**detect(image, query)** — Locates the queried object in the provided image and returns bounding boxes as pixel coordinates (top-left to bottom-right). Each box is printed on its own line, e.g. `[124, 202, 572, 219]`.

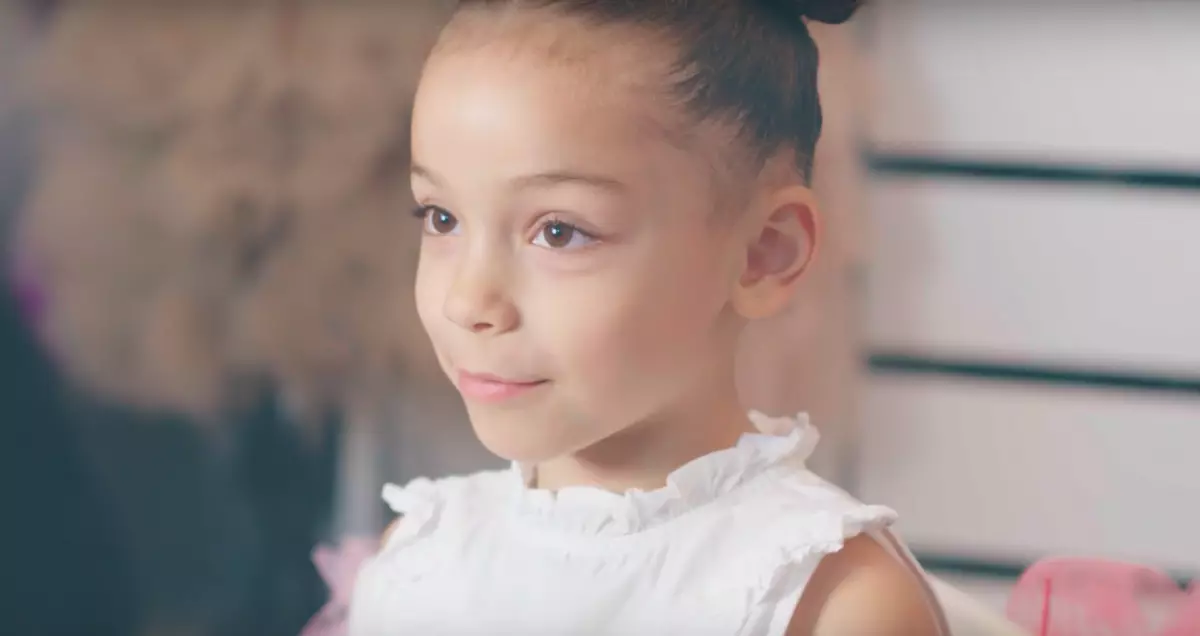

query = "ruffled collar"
[507, 411, 817, 537]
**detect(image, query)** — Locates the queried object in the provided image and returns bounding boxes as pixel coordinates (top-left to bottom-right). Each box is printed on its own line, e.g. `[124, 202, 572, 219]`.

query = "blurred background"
[1, 1, 1197, 634]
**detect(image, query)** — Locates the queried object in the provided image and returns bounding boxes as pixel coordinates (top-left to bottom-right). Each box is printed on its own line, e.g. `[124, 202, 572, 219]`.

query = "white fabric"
[348, 412, 917, 636]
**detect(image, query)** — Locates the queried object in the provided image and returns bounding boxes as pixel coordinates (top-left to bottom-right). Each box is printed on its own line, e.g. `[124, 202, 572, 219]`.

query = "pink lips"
[455, 371, 548, 403]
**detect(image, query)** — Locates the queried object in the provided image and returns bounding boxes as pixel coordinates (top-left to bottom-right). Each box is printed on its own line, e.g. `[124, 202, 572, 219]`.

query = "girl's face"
[410, 24, 751, 463]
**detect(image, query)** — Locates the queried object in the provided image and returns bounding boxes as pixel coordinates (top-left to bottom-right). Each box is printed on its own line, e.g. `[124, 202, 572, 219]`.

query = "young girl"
[350, 0, 948, 634]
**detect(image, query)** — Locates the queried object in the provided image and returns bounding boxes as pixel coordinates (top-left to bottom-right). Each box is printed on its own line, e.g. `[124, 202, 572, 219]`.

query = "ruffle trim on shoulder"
[736, 500, 898, 636]
[379, 469, 513, 550]
[379, 478, 441, 550]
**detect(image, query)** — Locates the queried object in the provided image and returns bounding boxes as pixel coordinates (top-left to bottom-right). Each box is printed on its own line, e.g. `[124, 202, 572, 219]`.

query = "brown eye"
[542, 221, 573, 248]
[415, 206, 460, 236]
[533, 219, 595, 250]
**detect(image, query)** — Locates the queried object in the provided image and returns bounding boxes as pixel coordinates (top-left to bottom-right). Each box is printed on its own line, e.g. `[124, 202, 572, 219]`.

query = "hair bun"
[759, 0, 862, 25]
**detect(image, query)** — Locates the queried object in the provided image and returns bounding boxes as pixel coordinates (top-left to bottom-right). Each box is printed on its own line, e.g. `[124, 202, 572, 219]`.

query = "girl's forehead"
[415, 13, 746, 207]
[429, 9, 691, 128]
[415, 49, 709, 172]
[429, 61, 742, 179]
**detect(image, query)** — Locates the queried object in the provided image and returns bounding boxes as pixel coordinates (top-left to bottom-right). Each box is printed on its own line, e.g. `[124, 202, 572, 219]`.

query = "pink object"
[1008, 558, 1200, 635]
[7, 254, 49, 329]
[299, 537, 377, 636]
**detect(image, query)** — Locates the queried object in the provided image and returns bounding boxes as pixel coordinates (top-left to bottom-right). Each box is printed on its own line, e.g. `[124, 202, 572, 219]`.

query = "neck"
[533, 371, 753, 493]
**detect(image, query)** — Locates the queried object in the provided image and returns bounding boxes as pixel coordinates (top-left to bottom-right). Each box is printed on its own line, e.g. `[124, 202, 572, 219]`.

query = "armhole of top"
[866, 528, 953, 636]
[769, 529, 952, 636]
[380, 516, 405, 551]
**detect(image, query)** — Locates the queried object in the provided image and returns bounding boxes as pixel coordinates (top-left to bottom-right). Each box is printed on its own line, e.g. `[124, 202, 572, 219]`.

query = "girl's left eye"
[531, 220, 597, 250]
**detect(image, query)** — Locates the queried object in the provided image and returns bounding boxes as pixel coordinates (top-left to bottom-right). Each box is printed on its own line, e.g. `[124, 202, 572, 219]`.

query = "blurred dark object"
[2, 5, 137, 631]
[2, 3, 340, 632]
[228, 404, 338, 636]
[21, 0, 60, 28]
[0, 280, 138, 635]
[71, 397, 336, 636]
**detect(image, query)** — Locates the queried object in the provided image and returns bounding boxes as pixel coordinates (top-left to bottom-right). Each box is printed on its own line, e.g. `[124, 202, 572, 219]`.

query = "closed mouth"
[455, 370, 549, 402]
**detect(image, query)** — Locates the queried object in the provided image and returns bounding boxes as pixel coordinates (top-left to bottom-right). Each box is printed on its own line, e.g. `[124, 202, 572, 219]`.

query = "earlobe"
[732, 188, 819, 320]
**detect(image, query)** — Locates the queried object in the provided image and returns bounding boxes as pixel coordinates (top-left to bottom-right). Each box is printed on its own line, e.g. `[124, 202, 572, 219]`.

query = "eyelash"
[411, 205, 598, 248]
[411, 204, 440, 220]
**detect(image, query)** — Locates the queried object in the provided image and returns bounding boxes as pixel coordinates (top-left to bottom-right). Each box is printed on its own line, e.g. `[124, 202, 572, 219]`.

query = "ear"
[731, 186, 819, 320]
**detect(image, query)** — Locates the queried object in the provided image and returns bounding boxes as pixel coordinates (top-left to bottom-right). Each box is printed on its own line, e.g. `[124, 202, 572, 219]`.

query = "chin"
[464, 405, 584, 465]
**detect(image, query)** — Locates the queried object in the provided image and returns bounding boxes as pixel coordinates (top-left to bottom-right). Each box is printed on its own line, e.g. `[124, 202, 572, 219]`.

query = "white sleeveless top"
[349, 413, 933, 636]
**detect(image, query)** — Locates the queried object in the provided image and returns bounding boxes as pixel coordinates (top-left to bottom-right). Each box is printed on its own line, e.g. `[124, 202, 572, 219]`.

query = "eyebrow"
[410, 162, 442, 185]
[510, 170, 627, 192]
[411, 162, 627, 193]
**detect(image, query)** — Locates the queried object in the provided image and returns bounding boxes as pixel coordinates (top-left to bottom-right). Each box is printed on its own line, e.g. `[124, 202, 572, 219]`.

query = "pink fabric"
[1008, 558, 1200, 636]
[299, 537, 376, 636]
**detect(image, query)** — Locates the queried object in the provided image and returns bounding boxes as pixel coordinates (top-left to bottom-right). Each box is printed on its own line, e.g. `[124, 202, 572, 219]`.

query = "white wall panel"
[866, 2, 1200, 167]
[859, 375, 1200, 568]
[865, 179, 1200, 375]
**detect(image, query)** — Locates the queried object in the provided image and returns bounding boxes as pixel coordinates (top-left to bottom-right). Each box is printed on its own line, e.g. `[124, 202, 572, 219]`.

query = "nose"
[442, 253, 519, 335]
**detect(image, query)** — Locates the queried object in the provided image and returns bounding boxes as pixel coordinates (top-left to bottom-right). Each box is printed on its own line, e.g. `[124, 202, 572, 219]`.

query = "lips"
[455, 370, 548, 403]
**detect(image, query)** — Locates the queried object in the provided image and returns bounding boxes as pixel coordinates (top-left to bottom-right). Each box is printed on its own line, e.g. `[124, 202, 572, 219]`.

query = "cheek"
[413, 250, 447, 340]
[534, 241, 730, 396]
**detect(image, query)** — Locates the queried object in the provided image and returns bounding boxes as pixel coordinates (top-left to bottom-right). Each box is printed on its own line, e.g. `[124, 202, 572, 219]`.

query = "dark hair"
[454, 0, 862, 183]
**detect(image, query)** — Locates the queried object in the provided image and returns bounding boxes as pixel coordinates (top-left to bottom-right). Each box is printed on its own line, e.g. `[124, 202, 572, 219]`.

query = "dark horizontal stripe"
[912, 551, 1028, 581]
[866, 152, 1200, 191]
[912, 550, 1194, 590]
[868, 351, 1200, 396]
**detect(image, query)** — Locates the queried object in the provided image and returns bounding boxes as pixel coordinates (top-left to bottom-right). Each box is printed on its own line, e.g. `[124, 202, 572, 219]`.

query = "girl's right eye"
[413, 205, 460, 236]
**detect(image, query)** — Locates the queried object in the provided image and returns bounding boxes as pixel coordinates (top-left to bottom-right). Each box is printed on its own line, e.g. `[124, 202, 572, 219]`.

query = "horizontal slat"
[864, 179, 1200, 375]
[858, 375, 1200, 568]
[866, 153, 1200, 192]
[913, 551, 1194, 591]
[868, 352, 1200, 397]
[865, 2, 1200, 167]
[915, 553, 1027, 582]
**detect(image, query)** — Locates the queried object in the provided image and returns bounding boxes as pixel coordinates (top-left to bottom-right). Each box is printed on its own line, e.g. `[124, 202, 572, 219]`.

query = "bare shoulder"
[787, 534, 940, 636]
